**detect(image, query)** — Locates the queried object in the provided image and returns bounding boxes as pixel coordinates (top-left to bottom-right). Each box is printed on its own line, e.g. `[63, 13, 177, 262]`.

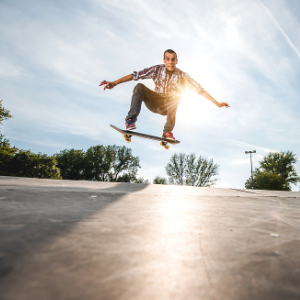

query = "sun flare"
[176, 90, 215, 127]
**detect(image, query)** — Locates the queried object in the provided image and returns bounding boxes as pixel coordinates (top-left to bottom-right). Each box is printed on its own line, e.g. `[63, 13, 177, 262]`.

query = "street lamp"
[245, 150, 256, 188]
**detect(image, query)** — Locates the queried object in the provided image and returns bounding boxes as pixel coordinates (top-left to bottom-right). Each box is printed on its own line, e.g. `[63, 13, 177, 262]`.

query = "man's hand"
[201, 91, 230, 108]
[99, 75, 133, 91]
[99, 80, 118, 90]
[217, 102, 230, 108]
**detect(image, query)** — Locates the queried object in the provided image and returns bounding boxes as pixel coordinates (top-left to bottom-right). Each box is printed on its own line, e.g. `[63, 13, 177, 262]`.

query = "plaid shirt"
[132, 64, 205, 97]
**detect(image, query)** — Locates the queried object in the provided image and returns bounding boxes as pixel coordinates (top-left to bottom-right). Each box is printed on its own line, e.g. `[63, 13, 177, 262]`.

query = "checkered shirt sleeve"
[132, 65, 160, 81]
[182, 72, 205, 95]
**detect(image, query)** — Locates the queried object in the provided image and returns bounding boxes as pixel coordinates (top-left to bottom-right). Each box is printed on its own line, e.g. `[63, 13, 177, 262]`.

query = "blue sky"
[1, 0, 300, 190]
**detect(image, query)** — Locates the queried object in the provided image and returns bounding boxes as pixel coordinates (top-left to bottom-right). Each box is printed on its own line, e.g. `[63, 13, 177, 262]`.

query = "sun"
[176, 90, 215, 127]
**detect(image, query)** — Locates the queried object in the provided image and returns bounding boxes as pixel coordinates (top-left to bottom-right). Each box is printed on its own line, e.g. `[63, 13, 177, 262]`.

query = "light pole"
[245, 150, 256, 188]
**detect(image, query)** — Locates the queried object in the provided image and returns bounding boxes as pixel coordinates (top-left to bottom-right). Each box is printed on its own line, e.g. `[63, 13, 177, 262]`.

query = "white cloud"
[228, 140, 276, 153]
[259, 1, 300, 60]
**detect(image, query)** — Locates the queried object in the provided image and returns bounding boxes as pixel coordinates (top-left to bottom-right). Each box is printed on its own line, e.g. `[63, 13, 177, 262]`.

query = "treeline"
[0, 141, 145, 182]
[0, 143, 61, 179]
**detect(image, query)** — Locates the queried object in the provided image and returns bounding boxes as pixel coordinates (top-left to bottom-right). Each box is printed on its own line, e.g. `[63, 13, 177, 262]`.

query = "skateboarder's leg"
[125, 83, 144, 121]
[163, 97, 180, 133]
[126, 83, 165, 121]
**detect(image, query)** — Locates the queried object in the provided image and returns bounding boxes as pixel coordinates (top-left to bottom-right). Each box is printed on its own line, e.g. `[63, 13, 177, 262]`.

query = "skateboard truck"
[123, 134, 170, 149]
[159, 141, 170, 150]
[123, 134, 132, 143]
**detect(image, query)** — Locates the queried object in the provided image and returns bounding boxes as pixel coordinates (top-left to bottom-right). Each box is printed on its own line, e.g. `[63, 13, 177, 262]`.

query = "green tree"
[0, 135, 18, 176]
[165, 153, 186, 185]
[153, 176, 167, 184]
[55, 149, 85, 180]
[116, 173, 134, 182]
[190, 154, 219, 187]
[134, 177, 150, 184]
[109, 145, 140, 182]
[0, 101, 17, 175]
[245, 151, 299, 191]
[0, 100, 12, 125]
[245, 170, 289, 190]
[166, 153, 219, 187]
[1, 149, 61, 179]
[0, 100, 14, 154]
[84, 145, 115, 181]
[260, 151, 299, 187]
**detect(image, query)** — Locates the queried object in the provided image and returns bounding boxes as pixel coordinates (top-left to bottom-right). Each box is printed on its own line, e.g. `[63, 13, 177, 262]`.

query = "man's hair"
[164, 49, 177, 59]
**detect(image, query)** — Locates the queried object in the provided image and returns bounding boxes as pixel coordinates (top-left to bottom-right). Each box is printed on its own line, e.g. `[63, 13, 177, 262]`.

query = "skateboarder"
[100, 49, 229, 141]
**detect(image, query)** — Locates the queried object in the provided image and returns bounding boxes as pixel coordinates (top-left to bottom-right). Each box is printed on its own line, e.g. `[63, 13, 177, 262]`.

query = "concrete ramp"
[1, 176, 300, 300]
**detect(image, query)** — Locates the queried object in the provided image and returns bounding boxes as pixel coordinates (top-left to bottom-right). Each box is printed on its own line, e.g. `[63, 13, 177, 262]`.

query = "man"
[100, 49, 229, 141]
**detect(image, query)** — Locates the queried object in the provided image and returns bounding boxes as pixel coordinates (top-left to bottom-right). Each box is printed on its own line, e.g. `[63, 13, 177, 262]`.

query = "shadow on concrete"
[0, 177, 148, 278]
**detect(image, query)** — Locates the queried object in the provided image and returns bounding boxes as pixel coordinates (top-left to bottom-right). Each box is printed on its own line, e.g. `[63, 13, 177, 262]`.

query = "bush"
[153, 176, 167, 184]
[245, 171, 289, 191]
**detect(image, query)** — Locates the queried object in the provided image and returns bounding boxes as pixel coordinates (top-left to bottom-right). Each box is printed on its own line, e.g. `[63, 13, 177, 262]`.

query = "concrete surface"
[1, 176, 300, 300]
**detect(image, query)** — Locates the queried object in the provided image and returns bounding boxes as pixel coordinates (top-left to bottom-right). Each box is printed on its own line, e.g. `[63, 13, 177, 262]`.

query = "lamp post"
[245, 150, 256, 188]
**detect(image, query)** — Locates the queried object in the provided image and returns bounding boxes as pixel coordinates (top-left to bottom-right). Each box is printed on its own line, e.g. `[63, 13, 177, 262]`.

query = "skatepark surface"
[1, 176, 300, 300]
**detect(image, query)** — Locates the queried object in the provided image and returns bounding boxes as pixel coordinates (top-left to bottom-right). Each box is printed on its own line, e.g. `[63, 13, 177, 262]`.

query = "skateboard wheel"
[123, 134, 127, 139]
[125, 137, 131, 143]
[164, 145, 169, 150]
[160, 142, 164, 147]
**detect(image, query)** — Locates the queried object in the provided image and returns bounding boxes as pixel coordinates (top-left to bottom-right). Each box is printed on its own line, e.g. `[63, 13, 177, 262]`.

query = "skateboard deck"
[110, 124, 180, 149]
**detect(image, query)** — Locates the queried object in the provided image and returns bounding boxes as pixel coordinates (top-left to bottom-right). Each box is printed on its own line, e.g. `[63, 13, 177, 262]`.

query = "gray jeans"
[125, 83, 181, 133]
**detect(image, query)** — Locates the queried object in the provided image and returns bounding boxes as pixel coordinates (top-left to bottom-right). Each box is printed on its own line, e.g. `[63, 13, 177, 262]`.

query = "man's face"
[163, 52, 178, 72]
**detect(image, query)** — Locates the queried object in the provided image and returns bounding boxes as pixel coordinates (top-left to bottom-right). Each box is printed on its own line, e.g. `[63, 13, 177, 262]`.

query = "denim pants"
[125, 83, 181, 133]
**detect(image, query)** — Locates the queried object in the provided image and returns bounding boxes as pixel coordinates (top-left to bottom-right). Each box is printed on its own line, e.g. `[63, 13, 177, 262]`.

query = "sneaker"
[163, 131, 175, 141]
[125, 119, 136, 130]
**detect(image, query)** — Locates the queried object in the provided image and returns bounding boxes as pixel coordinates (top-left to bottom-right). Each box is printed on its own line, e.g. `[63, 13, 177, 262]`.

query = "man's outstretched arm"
[201, 91, 230, 108]
[183, 72, 229, 108]
[99, 74, 133, 90]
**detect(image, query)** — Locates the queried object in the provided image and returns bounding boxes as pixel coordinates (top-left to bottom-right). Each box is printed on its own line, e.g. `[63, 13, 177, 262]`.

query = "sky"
[1, 0, 300, 190]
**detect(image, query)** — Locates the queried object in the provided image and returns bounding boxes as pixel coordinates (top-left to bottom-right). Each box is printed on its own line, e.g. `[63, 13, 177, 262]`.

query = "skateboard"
[110, 124, 180, 150]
